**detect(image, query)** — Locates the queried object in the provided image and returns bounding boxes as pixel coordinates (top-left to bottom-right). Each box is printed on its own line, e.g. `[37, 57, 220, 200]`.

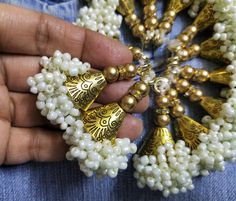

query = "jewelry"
[28, 0, 236, 197]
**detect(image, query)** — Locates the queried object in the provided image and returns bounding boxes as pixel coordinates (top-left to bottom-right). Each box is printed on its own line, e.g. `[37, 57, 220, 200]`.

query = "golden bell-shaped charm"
[192, 3, 215, 32]
[139, 127, 174, 156]
[200, 38, 230, 63]
[209, 68, 231, 85]
[176, 115, 208, 149]
[82, 103, 126, 142]
[65, 72, 107, 111]
[117, 0, 135, 16]
[167, 0, 193, 13]
[200, 96, 223, 119]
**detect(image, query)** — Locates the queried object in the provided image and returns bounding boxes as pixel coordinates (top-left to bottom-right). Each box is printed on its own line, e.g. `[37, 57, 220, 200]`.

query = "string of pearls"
[74, 0, 122, 38]
[27, 50, 137, 178]
[133, 0, 236, 197]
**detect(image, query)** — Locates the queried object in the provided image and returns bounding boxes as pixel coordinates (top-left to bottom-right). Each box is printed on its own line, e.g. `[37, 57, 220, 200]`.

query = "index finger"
[0, 3, 132, 68]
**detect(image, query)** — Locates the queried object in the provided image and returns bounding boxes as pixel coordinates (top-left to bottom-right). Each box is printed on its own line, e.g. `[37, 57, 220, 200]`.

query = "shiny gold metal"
[171, 104, 185, 118]
[176, 79, 190, 93]
[65, 72, 107, 111]
[155, 114, 170, 127]
[209, 68, 231, 85]
[103, 66, 119, 83]
[139, 128, 174, 156]
[181, 66, 195, 80]
[82, 103, 126, 141]
[120, 94, 138, 112]
[200, 96, 224, 118]
[129, 81, 150, 100]
[167, 0, 193, 13]
[176, 115, 208, 149]
[117, 0, 135, 16]
[189, 88, 203, 102]
[155, 96, 169, 108]
[200, 38, 230, 63]
[193, 69, 209, 83]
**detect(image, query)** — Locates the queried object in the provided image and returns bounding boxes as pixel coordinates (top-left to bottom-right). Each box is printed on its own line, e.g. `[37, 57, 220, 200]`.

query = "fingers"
[3, 127, 67, 164]
[0, 4, 132, 68]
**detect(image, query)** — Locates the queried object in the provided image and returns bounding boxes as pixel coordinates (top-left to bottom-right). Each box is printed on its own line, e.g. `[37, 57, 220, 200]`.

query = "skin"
[0, 4, 149, 165]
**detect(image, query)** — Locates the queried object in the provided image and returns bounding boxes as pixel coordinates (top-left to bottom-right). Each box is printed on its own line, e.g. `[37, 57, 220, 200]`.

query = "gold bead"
[193, 69, 209, 82]
[165, 10, 176, 18]
[144, 16, 158, 29]
[178, 34, 190, 43]
[177, 49, 189, 61]
[124, 64, 137, 79]
[188, 25, 197, 34]
[189, 88, 203, 102]
[181, 66, 195, 80]
[156, 96, 169, 108]
[133, 81, 150, 97]
[125, 14, 140, 27]
[144, 4, 156, 16]
[120, 94, 137, 112]
[132, 24, 146, 38]
[189, 44, 201, 57]
[176, 79, 190, 93]
[166, 89, 178, 100]
[171, 104, 185, 118]
[155, 114, 170, 127]
[129, 47, 142, 61]
[103, 66, 119, 83]
[160, 21, 171, 32]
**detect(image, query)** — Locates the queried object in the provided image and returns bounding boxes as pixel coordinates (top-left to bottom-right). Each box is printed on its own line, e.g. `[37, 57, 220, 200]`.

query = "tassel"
[209, 68, 231, 85]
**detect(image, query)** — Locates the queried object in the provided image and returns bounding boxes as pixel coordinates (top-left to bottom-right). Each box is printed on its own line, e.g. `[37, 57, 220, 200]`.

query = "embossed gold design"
[176, 115, 208, 149]
[82, 103, 126, 142]
[200, 96, 224, 119]
[200, 38, 229, 63]
[117, 0, 135, 16]
[139, 128, 174, 156]
[167, 0, 193, 13]
[209, 68, 231, 85]
[193, 3, 215, 32]
[65, 72, 107, 111]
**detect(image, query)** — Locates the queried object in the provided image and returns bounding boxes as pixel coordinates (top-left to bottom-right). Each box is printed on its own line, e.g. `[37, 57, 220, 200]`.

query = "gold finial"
[117, 0, 135, 16]
[82, 103, 126, 142]
[200, 96, 224, 119]
[209, 68, 231, 85]
[65, 72, 107, 111]
[139, 127, 174, 156]
[167, 0, 193, 13]
[176, 115, 208, 149]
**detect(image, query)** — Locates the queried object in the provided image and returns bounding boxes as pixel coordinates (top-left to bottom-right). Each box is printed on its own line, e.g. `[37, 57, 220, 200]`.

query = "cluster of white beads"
[66, 132, 137, 177]
[133, 141, 200, 197]
[74, 0, 122, 38]
[28, 50, 137, 178]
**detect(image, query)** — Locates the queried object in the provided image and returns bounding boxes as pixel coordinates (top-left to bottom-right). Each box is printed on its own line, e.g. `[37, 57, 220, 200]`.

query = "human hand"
[0, 4, 149, 165]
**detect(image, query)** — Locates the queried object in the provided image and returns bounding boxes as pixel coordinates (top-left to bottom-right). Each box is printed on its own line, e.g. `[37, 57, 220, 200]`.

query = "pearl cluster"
[133, 141, 200, 197]
[74, 0, 122, 38]
[27, 50, 137, 178]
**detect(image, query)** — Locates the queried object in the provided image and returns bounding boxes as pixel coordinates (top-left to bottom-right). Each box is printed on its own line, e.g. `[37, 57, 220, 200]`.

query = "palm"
[0, 4, 149, 165]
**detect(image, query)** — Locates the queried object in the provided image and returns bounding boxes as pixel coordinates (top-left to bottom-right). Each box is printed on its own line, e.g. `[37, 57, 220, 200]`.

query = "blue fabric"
[0, 0, 236, 201]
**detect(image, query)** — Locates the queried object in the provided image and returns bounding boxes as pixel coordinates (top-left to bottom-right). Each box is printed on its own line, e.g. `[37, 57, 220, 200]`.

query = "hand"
[0, 4, 149, 165]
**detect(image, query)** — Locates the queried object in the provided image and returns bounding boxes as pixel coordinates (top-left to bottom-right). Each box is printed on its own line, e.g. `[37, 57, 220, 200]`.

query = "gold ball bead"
[125, 14, 140, 27]
[124, 64, 137, 79]
[160, 21, 171, 31]
[132, 24, 146, 38]
[144, 16, 158, 29]
[165, 10, 176, 18]
[166, 89, 178, 100]
[103, 66, 119, 83]
[155, 114, 170, 127]
[188, 25, 197, 34]
[133, 81, 150, 97]
[120, 95, 137, 112]
[177, 49, 189, 61]
[144, 4, 156, 16]
[156, 96, 169, 108]
[172, 104, 185, 118]
[178, 34, 189, 43]
[176, 79, 190, 93]
[129, 47, 142, 61]
[189, 88, 203, 102]
[189, 44, 201, 56]
[181, 66, 195, 80]
[194, 70, 209, 82]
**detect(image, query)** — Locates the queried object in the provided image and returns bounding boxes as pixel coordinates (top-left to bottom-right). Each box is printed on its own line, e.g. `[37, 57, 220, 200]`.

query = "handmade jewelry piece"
[28, 0, 236, 197]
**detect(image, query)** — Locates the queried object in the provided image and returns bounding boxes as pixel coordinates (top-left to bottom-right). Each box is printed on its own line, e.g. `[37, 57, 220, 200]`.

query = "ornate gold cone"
[117, 0, 135, 16]
[139, 127, 174, 156]
[200, 38, 230, 63]
[192, 3, 215, 32]
[65, 72, 107, 111]
[167, 0, 193, 13]
[200, 96, 223, 119]
[176, 115, 208, 149]
[209, 68, 231, 85]
[82, 103, 126, 142]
